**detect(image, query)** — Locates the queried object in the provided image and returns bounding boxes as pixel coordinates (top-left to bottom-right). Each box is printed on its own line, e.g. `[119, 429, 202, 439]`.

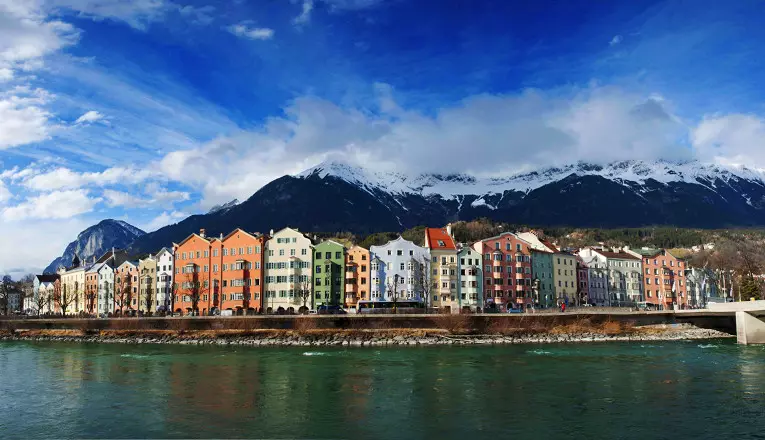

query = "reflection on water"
[1, 340, 763, 440]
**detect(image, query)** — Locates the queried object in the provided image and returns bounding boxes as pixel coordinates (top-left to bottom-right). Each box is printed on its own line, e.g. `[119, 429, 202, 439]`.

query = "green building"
[313, 240, 346, 307]
[530, 250, 555, 308]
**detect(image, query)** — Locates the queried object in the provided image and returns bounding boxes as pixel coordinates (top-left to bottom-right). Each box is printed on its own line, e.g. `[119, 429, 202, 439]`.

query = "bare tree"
[297, 275, 313, 313]
[115, 275, 133, 315]
[385, 274, 402, 313]
[56, 283, 77, 316]
[143, 283, 154, 315]
[34, 290, 50, 316]
[412, 257, 434, 308]
[183, 282, 206, 315]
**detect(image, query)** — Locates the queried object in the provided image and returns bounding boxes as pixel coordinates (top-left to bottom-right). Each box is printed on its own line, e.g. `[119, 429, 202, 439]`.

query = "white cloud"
[692, 114, 765, 166]
[22, 166, 157, 191]
[46, 0, 170, 29]
[0, 181, 11, 204]
[0, 87, 54, 149]
[74, 109, 105, 124]
[293, 0, 313, 25]
[1, 189, 101, 220]
[227, 23, 274, 40]
[102, 187, 189, 208]
[0, 217, 89, 278]
[151, 85, 703, 208]
[143, 210, 187, 232]
[177, 4, 215, 25]
[0, 68, 13, 82]
[610, 35, 623, 46]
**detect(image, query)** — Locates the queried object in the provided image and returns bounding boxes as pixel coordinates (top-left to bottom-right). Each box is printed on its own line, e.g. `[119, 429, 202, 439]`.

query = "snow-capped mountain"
[126, 159, 765, 254]
[45, 220, 146, 274]
[297, 159, 765, 208]
[207, 199, 240, 214]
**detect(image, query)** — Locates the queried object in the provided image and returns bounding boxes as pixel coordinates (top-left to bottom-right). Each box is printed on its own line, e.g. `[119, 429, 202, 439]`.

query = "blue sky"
[2, 0, 765, 274]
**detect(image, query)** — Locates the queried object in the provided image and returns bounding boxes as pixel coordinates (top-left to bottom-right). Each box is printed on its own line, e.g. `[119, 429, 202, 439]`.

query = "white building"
[96, 263, 115, 315]
[369, 236, 430, 303]
[264, 227, 313, 313]
[457, 245, 482, 312]
[155, 248, 174, 313]
[32, 275, 59, 315]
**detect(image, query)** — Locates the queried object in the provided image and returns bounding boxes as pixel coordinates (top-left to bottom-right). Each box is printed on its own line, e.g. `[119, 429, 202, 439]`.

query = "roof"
[36, 274, 59, 283]
[596, 250, 640, 260]
[424, 227, 456, 250]
[540, 239, 560, 253]
[221, 228, 264, 242]
[631, 248, 662, 257]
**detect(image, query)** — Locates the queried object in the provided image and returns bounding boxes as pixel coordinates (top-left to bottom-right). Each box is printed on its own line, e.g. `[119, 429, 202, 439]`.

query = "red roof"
[425, 227, 457, 250]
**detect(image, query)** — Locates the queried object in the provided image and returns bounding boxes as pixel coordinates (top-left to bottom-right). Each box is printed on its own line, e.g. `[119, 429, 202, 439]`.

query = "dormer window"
[437, 240, 445, 247]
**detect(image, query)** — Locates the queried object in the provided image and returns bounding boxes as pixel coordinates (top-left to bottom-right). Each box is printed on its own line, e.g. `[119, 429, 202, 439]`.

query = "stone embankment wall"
[0, 312, 736, 333]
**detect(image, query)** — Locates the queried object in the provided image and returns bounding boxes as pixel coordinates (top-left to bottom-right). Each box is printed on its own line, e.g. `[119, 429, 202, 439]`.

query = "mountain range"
[44, 220, 146, 273]
[46, 159, 765, 270]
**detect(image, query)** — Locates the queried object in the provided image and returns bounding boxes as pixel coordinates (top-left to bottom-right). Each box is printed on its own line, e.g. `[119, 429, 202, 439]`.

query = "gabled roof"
[424, 227, 457, 250]
[155, 247, 173, 258]
[86, 262, 106, 273]
[315, 239, 347, 249]
[596, 250, 640, 260]
[221, 228, 264, 242]
[117, 260, 138, 270]
[173, 232, 210, 248]
[36, 274, 59, 283]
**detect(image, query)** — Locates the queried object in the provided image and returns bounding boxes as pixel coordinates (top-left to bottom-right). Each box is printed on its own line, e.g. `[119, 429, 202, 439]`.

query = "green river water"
[0, 340, 763, 439]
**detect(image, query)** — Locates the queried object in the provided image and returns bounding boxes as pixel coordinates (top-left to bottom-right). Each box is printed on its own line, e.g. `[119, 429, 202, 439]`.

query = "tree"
[115, 275, 133, 315]
[740, 276, 762, 301]
[412, 256, 433, 308]
[56, 283, 77, 316]
[182, 281, 206, 315]
[34, 289, 49, 316]
[143, 283, 154, 315]
[385, 274, 402, 313]
[297, 274, 313, 313]
[86, 285, 97, 315]
[0, 275, 12, 315]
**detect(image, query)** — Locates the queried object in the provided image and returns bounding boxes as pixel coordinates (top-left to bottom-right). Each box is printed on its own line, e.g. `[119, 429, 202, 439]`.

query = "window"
[279, 249, 284, 256]
[400, 263, 405, 271]
[315, 266, 322, 274]
[301, 249, 307, 255]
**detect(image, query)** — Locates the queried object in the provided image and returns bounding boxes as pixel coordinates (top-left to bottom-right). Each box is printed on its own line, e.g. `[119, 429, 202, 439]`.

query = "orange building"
[638, 249, 688, 308]
[213, 228, 266, 314]
[173, 229, 213, 315]
[344, 246, 370, 310]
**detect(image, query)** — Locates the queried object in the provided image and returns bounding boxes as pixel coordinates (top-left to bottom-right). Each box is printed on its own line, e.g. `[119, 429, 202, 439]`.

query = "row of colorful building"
[27, 226, 721, 316]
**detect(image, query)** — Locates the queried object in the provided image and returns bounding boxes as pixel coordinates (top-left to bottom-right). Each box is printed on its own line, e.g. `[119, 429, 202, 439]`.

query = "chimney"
[200, 228, 206, 238]
[446, 223, 452, 237]
[269, 229, 274, 236]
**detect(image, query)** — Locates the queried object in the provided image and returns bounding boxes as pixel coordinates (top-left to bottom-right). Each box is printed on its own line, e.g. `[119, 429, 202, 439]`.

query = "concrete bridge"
[699, 300, 765, 344]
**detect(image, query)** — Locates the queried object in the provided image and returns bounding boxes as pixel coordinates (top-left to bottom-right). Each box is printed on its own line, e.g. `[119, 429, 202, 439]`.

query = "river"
[0, 340, 762, 439]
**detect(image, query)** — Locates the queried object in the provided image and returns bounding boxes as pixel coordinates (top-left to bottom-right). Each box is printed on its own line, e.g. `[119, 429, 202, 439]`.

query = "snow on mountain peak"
[296, 159, 765, 199]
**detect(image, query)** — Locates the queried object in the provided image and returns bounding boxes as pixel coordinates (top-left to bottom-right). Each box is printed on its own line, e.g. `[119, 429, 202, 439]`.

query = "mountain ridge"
[48, 159, 765, 259]
[44, 219, 146, 274]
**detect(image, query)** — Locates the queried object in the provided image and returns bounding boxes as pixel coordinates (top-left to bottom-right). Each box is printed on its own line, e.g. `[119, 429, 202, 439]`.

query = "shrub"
[435, 314, 472, 335]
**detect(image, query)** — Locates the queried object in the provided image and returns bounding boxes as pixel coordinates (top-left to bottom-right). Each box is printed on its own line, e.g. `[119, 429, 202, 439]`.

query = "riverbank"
[0, 323, 732, 346]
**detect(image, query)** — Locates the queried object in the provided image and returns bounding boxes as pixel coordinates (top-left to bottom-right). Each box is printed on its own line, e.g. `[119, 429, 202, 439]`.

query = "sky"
[2, 0, 765, 276]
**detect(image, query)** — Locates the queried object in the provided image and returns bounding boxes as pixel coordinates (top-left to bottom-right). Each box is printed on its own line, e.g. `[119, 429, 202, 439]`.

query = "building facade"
[369, 236, 430, 303]
[473, 232, 533, 311]
[214, 229, 266, 314]
[529, 249, 555, 307]
[115, 261, 139, 314]
[57, 256, 87, 315]
[96, 263, 114, 316]
[344, 246, 370, 311]
[629, 248, 687, 309]
[456, 245, 482, 311]
[155, 248, 174, 313]
[173, 230, 213, 315]
[264, 227, 313, 313]
[576, 256, 590, 305]
[580, 249, 642, 306]
[578, 252, 608, 306]
[313, 240, 346, 308]
[32, 275, 59, 315]
[85, 264, 101, 314]
[138, 255, 157, 313]
[425, 227, 459, 313]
